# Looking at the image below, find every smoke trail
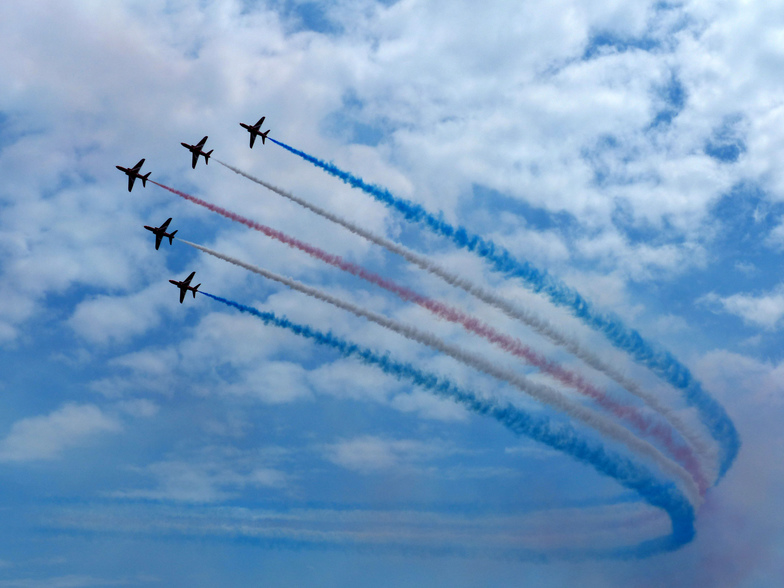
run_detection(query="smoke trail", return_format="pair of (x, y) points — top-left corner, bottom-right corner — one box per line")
(267, 137), (739, 478)
(199, 290), (695, 556)
(215, 159), (715, 483)
(179, 238), (700, 505)
(162, 172), (707, 493)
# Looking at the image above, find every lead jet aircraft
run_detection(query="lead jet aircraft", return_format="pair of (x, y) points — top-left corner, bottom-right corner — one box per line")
(181, 136), (213, 168)
(115, 158), (151, 192)
(144, 217), (178, 250)
(169, 271), (201, 303)
(239, 116), (270, 148)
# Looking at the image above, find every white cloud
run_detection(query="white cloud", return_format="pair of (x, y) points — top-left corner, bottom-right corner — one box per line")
(115, 455), (288, 503)
(324, 435), (448, 473)
(1, 0), (784, 580)
(390, 390), (469, 421)
(115, 399), (159, 419)
(0, 404), (121, 462)
(695, 349), (784, 405)
(225, 361), (313, 403)
(68, 286), (168, 346)
(699, 286), (784, 330)
(767, 220), (784, 249)
(0, 576), (138, 588)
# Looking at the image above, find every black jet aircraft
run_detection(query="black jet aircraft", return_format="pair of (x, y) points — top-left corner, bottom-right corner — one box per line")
(181, 136), (213, 168)
(169, 271), (201, 303)
(115, 158), (151, 192)
(239, 116), (270, 148)
(144, 217), (178, 250)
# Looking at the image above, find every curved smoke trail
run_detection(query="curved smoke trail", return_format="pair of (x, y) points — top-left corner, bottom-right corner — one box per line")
(156, 176), (707, 492)
(215, 159), (715, 483)
(198, 290), (695, 556)
(267, 137), (739, 479)
(178, 238), (700, 506)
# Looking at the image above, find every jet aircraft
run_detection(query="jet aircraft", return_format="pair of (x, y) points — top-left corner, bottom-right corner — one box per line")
(115, 158), (151, 192)
(181, 136), (213, 168)
(239, 116), (270, 148)
(169, 271), (201, 303)
(144, 217), (178, 250)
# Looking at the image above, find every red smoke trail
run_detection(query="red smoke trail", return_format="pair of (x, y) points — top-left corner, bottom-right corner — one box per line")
(151, 179), (707, 494)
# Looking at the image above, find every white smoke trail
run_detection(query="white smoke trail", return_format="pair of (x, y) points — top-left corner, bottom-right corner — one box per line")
(179, 238), (701, 506)
(216, 160), (716, 482)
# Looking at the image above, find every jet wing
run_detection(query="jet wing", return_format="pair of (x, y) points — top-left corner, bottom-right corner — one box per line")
(133, 158), (145, 172)
(179, 285), (187, 303)
(249, 132), (256, 149)
(128, 175), (135, 192)
(196, 136), (208, 149)
(191, 150), (199, 169)
(255, 116), (265, 129)
(159, 218), (172, 231)
(154, 233), (163, 250)
(183, 271), (196, 286)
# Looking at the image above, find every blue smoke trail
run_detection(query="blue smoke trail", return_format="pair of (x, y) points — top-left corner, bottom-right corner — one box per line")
(268, 137), (739, 479)
(200, 290), (694, 556)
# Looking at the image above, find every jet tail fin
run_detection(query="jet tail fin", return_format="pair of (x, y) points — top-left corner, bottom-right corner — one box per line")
(168, 230), (178, 245)
(141, 172), (151, 187)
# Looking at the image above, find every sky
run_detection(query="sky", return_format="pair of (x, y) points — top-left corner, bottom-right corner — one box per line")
(0, 0), (783, 585)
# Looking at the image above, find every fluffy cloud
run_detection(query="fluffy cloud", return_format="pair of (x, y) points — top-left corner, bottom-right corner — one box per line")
(0, 0), (783, 583)
(324, 435), (449, 473)
(699, 286), (784, 330)
(0, 403), (121, 462)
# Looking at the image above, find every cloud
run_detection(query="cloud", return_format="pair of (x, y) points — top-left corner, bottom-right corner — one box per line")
(0, 576), (138, 588)
(68, 286), (169, 346)
(0, 403), (121, 462)
(389, 390), (470, 421)
(324, 435), (448, 473)
(699, 286), (784, 330)
(114, 454), (289, 503)
(695, 350), (784, 406)
(0, 0), (782, 581)
(767, 220), (784, 249)
(224, 361), (313, 404)
(0, 575), (125, 588)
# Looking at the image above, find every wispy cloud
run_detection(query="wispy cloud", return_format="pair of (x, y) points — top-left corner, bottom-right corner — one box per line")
(0, 576), (137, 588)
(113, 450), (289, 503)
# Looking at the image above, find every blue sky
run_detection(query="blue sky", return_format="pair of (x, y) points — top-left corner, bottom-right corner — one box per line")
(0, 0), (783, 585)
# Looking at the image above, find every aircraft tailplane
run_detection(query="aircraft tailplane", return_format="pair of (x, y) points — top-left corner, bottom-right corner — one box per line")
(193, 284), (201, 298)
(141, 172), (151, 187)
(205, 150), (213, 163)
(168, 230), (178, 245)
